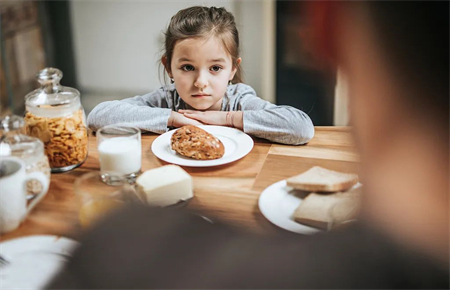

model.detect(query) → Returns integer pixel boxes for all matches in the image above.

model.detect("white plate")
[259,181,363,234]
[151,125,254,167]
[0,235,80,289]
[259,180,321,235]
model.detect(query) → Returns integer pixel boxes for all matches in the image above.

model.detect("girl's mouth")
[192,94,211,97]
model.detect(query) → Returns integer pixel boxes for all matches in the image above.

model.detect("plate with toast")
[152,125,254,167]
[259,166,362,234]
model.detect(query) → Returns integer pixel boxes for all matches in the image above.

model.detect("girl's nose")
[194,72,208,89]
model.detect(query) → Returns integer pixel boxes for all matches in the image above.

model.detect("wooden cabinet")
[0,0,47,117]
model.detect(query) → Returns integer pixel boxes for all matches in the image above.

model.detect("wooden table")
[0,127,359,242]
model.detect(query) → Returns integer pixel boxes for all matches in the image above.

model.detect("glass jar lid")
[25,68,81,118]
[0,114,25,132]
[0,115,44,158]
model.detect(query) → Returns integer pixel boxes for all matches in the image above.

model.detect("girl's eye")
[181,65,195,72]
[210,66,222,72]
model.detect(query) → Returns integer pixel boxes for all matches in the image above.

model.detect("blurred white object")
[0,235,79,289]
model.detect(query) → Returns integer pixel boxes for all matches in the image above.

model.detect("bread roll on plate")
[171,125,225,160]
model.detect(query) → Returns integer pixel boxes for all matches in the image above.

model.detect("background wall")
[69,0,276,113]
[0,0,342,125]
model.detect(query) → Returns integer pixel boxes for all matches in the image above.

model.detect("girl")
[87,6,314,145]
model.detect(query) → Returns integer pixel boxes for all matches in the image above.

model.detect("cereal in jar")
[24,68,88,172]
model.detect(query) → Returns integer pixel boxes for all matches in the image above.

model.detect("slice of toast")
[286,166,358,192]
[293,187,362,230]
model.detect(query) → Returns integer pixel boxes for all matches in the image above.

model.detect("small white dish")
[0,235,80,289]
[151,125,254,167]
[259,180,321,235]
[259,180,362,234]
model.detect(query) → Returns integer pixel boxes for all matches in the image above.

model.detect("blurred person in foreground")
[48,1,448,288]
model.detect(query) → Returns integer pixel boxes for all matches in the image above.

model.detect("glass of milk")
[97,125,141,185]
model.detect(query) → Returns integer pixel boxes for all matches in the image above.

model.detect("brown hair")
[162,6,243,84]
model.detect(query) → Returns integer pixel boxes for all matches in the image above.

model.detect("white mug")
[0,157,49,234]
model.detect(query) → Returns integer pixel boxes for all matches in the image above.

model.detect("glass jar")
[0,115,51,196]
[24,68,88,172]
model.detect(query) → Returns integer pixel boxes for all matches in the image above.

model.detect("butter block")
[136,165,193,207]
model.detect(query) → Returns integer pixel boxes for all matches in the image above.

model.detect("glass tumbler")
[96,125,141,185]
[74,171,141,228]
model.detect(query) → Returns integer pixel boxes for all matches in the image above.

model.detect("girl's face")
[168,36,239,111]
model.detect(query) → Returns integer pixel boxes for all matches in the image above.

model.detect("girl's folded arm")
[87,89,172,134]
[235,86,314,145]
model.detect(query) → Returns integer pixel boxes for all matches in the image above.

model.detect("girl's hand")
[179,110,227,126]
[179,110,244,129]
[168,111,204,128]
